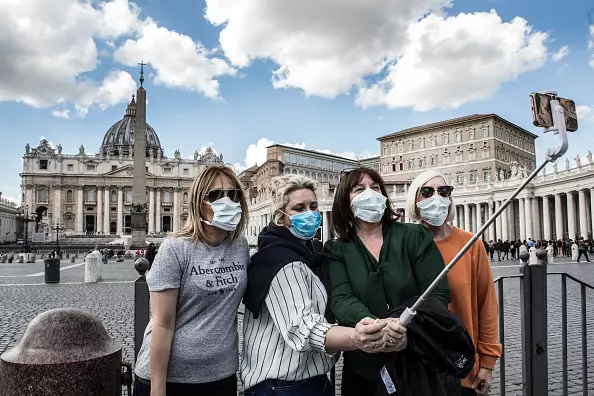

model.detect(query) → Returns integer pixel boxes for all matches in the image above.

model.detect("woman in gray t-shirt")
[134,165,250,396]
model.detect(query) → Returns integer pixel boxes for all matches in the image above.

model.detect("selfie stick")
[399,93,570,326]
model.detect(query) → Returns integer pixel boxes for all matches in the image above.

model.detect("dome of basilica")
[99,95,163,157]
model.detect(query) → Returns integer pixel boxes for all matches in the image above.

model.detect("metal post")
[134,258,150,361]
[519,249,532,396]
[521,248,548,396]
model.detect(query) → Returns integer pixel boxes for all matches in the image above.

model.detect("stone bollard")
[571,243,579,261]
[28,254,36,264]
[7,256,13,263]
[84,253,100,283]
[0,256,6,264]
[17,256,24,264]
[0,308,132,396]
[529,246,538,264]
[66,253,70,259]
[71,256,76,263]
[546,244,554,264]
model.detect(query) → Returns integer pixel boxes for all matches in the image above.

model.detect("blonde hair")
[405,169,455,223]
[172,165,248,244]
[269,175,318,226]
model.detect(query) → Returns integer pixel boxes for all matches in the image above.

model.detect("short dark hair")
[331,167,398,241]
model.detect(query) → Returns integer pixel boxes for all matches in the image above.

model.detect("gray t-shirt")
[135,235,249,384]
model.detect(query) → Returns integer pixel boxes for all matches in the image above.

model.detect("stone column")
[155,188,161,233]
[487,203,495,241]
[542,196,551,240]
[148,188,155,234]
[322,211,330,243]
[475,203,483,235]
[53,186,61,225]
[555,193,564,240]
[567,192,576,241]
[532,197,541,241]
[26,186,34,211]
[464,204,471,232]
[97,187,103,233]
[578,189,588,239]
[590,187,594,240]
[76,187,84,233]
[103,188,110,234]
[173,188,180,232]
[501,201,509,241]
[117,188,123,235]
[519,198,526,241]
[525,197,533,241]
[493,201,501,241]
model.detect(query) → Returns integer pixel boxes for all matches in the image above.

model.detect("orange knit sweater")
[435,227,502,389]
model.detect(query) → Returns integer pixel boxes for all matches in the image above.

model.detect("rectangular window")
[470,173,476,183]
[408,159,413,169]
[86,164,96,171]
[67,164,74,171]
[483,169,490,182]
[430,157,436,166]
[39,160,48,170]
[183,168,189,176]
[456,133,461,143]
[392,163,396,172]
[442,135,448,144]
[111,165,117,171]
[482,127,489,137]
[163,167,172,174]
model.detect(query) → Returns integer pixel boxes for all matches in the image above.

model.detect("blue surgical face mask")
[286,211,322,240]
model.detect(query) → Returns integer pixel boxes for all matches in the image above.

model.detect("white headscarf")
[405,169,455,223]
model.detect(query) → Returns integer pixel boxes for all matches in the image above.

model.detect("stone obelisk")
[130,61,147,248]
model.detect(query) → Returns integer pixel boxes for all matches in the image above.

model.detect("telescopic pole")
[399,95,571,326]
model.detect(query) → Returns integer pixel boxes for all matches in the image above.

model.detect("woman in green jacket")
[324,167,451,396]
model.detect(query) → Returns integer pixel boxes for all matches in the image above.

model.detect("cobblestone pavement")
[0,256,593,395]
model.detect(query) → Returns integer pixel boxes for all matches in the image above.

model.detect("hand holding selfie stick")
[399,92,571,326]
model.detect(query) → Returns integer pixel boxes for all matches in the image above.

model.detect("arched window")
[183,192,188,204]
[66,190,73,202]
[39,188,47,202]
[110,190,117,203]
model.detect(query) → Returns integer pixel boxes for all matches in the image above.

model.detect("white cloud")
[205,0,451,98]
[589,25,594,68]
[114,21,236,99]
[206,3,548,111]
[577,105,593,122]
[552,45,569,62]
[357,11,548,111]
[0,0,141,114]
[51,109,71,119]
[0,0,234,116]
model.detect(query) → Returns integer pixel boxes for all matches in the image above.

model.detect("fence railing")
[133,249,593,396]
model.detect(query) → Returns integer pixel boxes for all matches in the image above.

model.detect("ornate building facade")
[0,193,19,244]
[244,114,594,246]
[20,97,225,239]
[378,114,538,185]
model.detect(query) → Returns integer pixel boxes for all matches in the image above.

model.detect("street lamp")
[17,205,36,254]
[51,221,65,257]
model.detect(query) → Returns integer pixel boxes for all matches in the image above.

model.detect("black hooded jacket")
[242,224,329,319]
[380,296,476,396]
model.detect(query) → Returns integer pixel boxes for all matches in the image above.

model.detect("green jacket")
[324,221,450,381]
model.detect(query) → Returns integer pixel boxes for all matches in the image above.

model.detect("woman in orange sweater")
[406,170,502,396]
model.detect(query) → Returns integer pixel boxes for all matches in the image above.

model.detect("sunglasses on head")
[205,189,243,203]
[340,167,358,180]
[419,185,454,199]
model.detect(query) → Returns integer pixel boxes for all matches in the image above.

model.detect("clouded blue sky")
[0,0,592,203]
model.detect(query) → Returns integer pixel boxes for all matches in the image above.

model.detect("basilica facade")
[20,97,225,239]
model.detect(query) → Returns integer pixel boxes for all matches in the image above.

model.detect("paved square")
[0,255,592,395]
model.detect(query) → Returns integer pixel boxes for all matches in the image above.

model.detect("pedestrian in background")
[134,165,249,396]
[406,169,502,396]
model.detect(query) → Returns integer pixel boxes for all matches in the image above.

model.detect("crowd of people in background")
[483,237,593,262]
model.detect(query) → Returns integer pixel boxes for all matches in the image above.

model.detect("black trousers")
[133,375,237,396]
[577,251,591,262]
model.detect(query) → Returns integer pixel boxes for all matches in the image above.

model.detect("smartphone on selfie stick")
[398,91,578,326]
